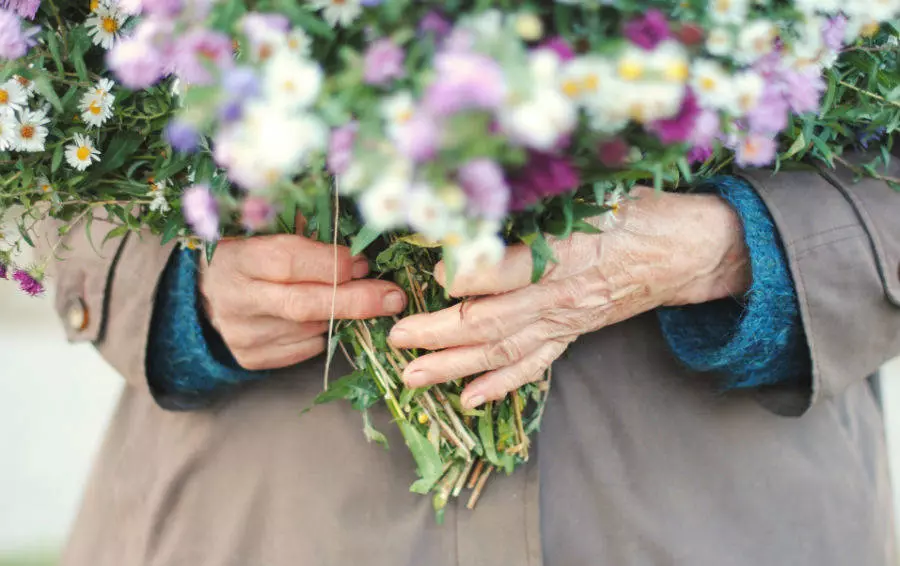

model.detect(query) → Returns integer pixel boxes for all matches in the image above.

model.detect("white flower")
[616,46,651,83]
[380,91,416,140]
[264,52,323,110]
[691,59,735,112]
[36,176,53,193]
[407,186,450,242]
[560,56,615,104]
[706,28,734,57]
[732,71,765,116]
[790,16,826,64]
[0,80,27,115]
[453,229,505,275]
[148,180,171,214]
[285,28,312,57]
[12,76,35,98]
[12,109,50,152]
[359,172,410,231]
[467,10,505,40]
[309,0,362,28]
[625,83,686,123]
[648,41,690,84]
[0,112,16,151]
[735,20,775,63]
[599,188,626,230]
[79,79,116,128]
[709,0,748,25]
[86,4,127,49]
[65,133,101,171]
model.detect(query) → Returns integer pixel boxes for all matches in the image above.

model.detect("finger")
[232,335,327,371]
[250,279,408,322]
[229,235,369,284]
[400,322,557,388]
[460,339,569,409]
[434,244,534,297]
[388,285,551,350]
[219,317,328,350]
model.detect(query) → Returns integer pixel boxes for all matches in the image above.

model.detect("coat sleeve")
[39,215,176,392]
[739,151,900,416]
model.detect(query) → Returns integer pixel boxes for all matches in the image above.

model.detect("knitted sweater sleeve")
[657,176,811,389]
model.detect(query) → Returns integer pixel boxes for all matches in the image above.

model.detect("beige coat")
[48,157,899,566]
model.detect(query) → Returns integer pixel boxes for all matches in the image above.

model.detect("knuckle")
[233,349,264,371]
[485,339,522,367]
[553,277,588,310]
[471,313,506,340]
[283,288,312,321]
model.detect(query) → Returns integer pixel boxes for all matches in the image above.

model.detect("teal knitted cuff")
[657,177,810,389]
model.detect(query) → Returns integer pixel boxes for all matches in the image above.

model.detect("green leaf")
[400,421,444,494]
[46,32,64,74]
[522,231,556,283]
[95,133,143,174]
[274,1,335,39]
[350,224,381,256]
[478,402,501,467]
[205,239,218,265]
[32,75,62,112]
[51,144,63,173]
[102,225,130,245]
[784,132,807,159]
[160,216,182,245]
[362,410,389,449]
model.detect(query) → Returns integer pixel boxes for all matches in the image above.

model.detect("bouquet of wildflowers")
[0,0,897,518]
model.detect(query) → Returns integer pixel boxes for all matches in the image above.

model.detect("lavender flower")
[647,90,699,144]
[0,8,38,59]
[419,11,451,37]
[107,36,166,89]
[327,122,358,175]
[165,120,200,152]
[182,184,219,241]
[363,39,405,86]
[746,84,788,134]
[241,197,276,231]
[623,10,670,51]
[218,66,260,122]
[141,0,182,18]
[457,159,510,220]
[687,145,713,164]
[781,67,824,114]
[0,0,39,19]
[857,126,886,150]
[509,151,580,210]
[822,16,847,52]
[12,268,43,296]
[423,52,507,117]
[173,28,233,85]
[395,111,439,163]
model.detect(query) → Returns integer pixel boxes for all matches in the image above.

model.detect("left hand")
[388,187,752,409]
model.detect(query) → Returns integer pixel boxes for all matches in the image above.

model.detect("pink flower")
[423,52,507,116]
[597,138,630,168]
[419,11,451,37]
[395,111,439,163]
[12,269,43,296]
[0,8,38,59]
[647,89,700,144]
[623,10,670,50]
[540,37,575,62]
[735,134,777,167]
[363,39,405,86]
[241,197,276,232]
[173,28,233,85]
[182,184,219,241]
[327,122,358,175]
[509,152,580,210]
[0,0,40,20]
[746,84,789,134]
[457,159,510,220]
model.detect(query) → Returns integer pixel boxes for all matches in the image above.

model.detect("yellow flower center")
[583,74,599,92]
[287,38,300,50]
[663,61,689,82]
[90,0,99,11]
[714,0,730,13]
[699,76,717,91]
[860,22,880,37]
[443,232,462,247]
[0,89,8,105]
[561,79,581,98]
[20,125,34,139]
[397,109,413,123]
[88,101,102,115]
[76,146,91,161]
[41,183,52,193]
[618,60,644,81]
[101,16,119,34]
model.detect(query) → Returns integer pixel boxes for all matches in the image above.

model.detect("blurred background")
[1,262,900,564]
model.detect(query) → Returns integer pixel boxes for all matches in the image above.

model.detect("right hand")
[200,234,407,370]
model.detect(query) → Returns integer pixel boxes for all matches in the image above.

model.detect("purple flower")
[457,159,510,220]
[509,151,580,210]
[395,111,439,163]
[0,0,40,19]
[423,52,507,117]
[597,138,630,168]
[363,39,405,86]
[746,84,788,134]
[822,16,847,52]
[647,89,700,144]
[419,11,451,37]
[735,134,777,167]
[540,37,575,62]
[781,67,824,114]
[0,8,38,60]
[182,184,219,241]
[12,269,43,296]
[361,0,383,5]
[165,120,201,152]
[327,122,358,175]
[107,36,166,88]
[687,145,713,164]
[623,10,670,51]
[689,109,720,147]
[218,66,260,122]
[241,197,276,231]
[173,28,233,85]
[857,126,886,150]
[141,0,182,17]
[0,261,7,279]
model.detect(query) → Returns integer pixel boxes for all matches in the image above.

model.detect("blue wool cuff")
[657,177,810,389]
[147,248,264,410]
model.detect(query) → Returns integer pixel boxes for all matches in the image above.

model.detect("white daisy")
[79,80,115,128]
[36,176,53,194]
[381,91,415,140]
[706,28,734,57]
[0,112,16,150]
[0,80,27,115]
[285,28,312,57]
[649,41,690,84]
[12,109,50,152]
[148,180,171,214]
[65,133,101,171]
[453,229,505,275]
[309,0,362,28]
[709,0,749,25]
[86,4,127,49]
[12,75,35,99]
[735,20,776,64]
[407,186,450,242]
[359,172,410,231]
[263,52,323,110]
[560,56,614,104]
[732,71,765,116]
[691,59,735,112]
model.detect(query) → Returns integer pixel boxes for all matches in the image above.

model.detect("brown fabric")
[55,158,898,566]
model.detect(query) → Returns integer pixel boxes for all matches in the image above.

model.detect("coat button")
[65,298,89,332]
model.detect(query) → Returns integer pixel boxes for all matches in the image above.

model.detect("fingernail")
[352,259,369,279]
[403,368,430,388]
[388,326,409,345]
[383,291,406,313]
[463,395,486,409]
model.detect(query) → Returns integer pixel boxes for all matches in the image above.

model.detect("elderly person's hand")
[201,234,407,370]
[388,187,752,408]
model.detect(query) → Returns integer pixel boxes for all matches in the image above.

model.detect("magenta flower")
[0,8,38,60]
[540,37,575,62]
[735,134,777,167]
[395,111,439,163]
[12,269,43,296]
[424,52,507,117]
[173,28,233,85]
[241,197,276,231]
[597,138,630,168]
[363,39,405,86]
[0,261,7,280]
[647,89,700,144]
[107,36,167,89]
[623,10,670,50]
[457,159,510,220]
[687,145,713,164]
[419,11,451,38]
[509,152,580,210]
[0,0,40,19]
[182,184,219,241]
[327,122,358,175]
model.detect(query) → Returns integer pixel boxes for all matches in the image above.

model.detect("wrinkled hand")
[201,233,407,370]
[388,188,751,408]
